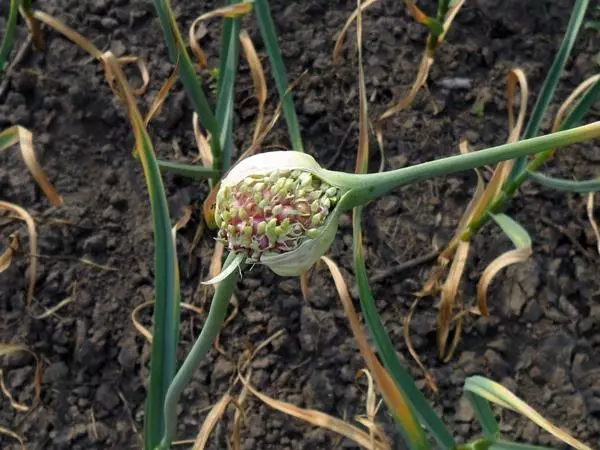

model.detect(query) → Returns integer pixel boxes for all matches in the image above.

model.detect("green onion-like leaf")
[101,53,181,450]
[465,391,499,440]
[464,376,592,450]
[353,212,454,449]
[156,159,220,180]
[151,0,222,167]
[215,0,242,170]
[254,0,304,152]
[528,171,600,193]
[509,0,589,180]
[0,0,20,72]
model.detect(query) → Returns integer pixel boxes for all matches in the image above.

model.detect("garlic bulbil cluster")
[213,151,346,277]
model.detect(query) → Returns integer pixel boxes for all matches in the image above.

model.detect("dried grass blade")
[332,0,379,65]
[0,202,37,308]
[32,10,102,58]
[0,233,19,273]
[0,370,29,412]
[145,66,179,126]
[476,214,532,316]
[193,113,214,168]
[188,3,253,70]
[239,370,390,450]
[586,193,600,255]
[437,240,469,357]
[0,343,41,411]
[355,369,383,448]
[376,54,433,128]
[117,55,150,96]
[0,425,26,449]
[32,293,75,319]
[0,126,62,206]
[404,297,438,392]
[320,255,426,450]
[355,0,369,173]
[239,30,267,144]
[230,375,250,450]
[553,74,600,133]
[192,392,233,450]
[477,248,532,316]
[469,69,529,222]
[132,301,204,344]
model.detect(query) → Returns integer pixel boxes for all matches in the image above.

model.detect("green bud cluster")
[215,169,341,262]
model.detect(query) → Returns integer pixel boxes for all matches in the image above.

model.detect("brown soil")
[1,0,600,449]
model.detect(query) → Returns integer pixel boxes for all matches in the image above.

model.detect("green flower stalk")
[204,122,600,282]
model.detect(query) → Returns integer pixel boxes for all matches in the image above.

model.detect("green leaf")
[464,376,592,450]
[528,170,600,193]
[215,0,242,171]
[156,159,220,180]
[353,207,454,450]
[489,441,555,450]
[509,0,589,180]
[254,0,304,153]
[490,213,531,248]
[465,391,499,440]
[151,0,223,168]
[0,0,20,72]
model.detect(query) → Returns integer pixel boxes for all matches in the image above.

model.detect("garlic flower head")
[214,151,345,276]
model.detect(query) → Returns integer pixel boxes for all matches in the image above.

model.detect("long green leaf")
[254,0,304,152]
[528,171,600,193]
[465,391,499,440]
[0,0,20,72]
[509,0,589,180]
[215,0,242,170]
[353,208,454,449]
[156,159,219,180]
[102,54,181,450]
[464,376,592,450]
[151,0,223,168]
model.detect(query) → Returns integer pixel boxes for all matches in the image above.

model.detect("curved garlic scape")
[209,152,346,279]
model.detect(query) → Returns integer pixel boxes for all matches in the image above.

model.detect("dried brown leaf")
[192,392,233,450]
[0,344,42,412]
[437,240,469,357]
[587,193,600,255]
[1,126,62,206]
[239,369,390,450]
[0,233,20,274]
[332,0,379,65]
[0,202,38,308]
[404,297,438,392]
[476,246,532,316]
[0,425,26,449]
[239,30,267,144]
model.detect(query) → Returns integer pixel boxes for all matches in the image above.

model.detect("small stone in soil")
[43,361,68,383]
[95,383,120,410]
